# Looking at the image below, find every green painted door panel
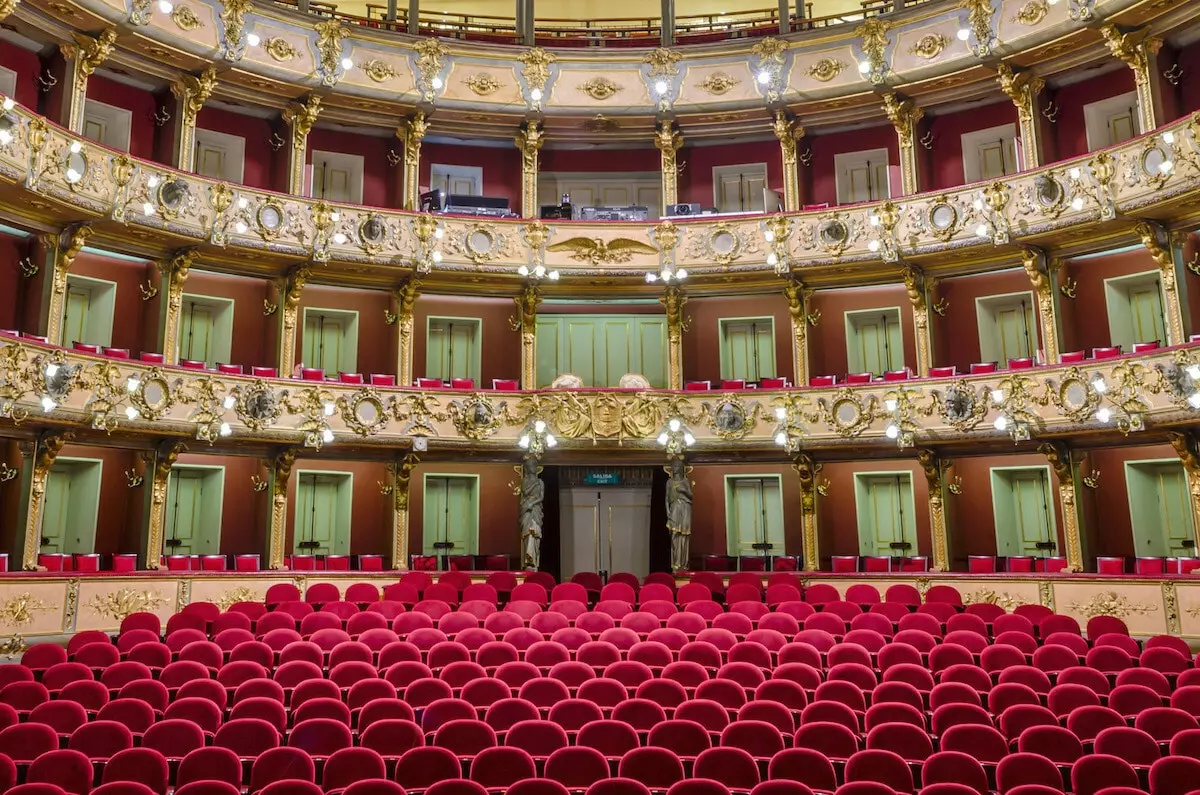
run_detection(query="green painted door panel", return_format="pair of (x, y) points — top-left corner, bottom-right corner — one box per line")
(427, 319), (480, 382)
(41, 470), (70, 553)
(423, 476), (478, 555)
(726, 478), (785, 556)
(296, 474), (345, 555)
(181, 302), (215, 365)
(857, 475), (915, 556)
(165, 470), (203, 554)
(536, 314), (669, 388)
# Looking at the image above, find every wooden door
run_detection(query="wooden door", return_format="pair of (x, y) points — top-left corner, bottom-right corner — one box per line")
(194, 142), (227, 180)
(63, 284), (90, 345)
(562, 487), (652, 580)
(303, 314), (346, 374)
(295, 473), (343, 555)
(180, 300), (215, 365)
(1129, 462), (1195, 557)
(722, 320), (775, 381)
(995, 469), (1054, 556)
(728, 478), (785, 557)
(1129, 284), (1166, 345)
(995, 304), (1033, 361)
(857, 474), (914, 556)
(313, 159), (353, 203)
(426, 320), (478, 381)
(423, 476), (477, 556)
(165, 469), (205, 554)
(852, 315), (902, 374)
(41, 469), (71, 553)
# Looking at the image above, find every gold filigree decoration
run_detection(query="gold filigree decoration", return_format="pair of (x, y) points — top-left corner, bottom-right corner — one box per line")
(448, 394), (505, 440)
(85, 588), (168, 621)
(1068, 591), (1158, 620)
(909, 34), (949, 59)
(264, 37), (299, 62)
(518, 47), (555, 92)
(213, 586), (263, 611)
(697, 72), (739, 95)
(170, 4), (202, 30)
(644, 47), (681, 77)
(466, 72), (502, 96)
(0, 593), (55, 628)
(578, 76), (622, 100)
(807, 58), (846, 82)
(582, 115), (619, 133)
(1015, 0), (1049, 25)
(363, 59), (397, 83)
(546, 236), (657, 264)
(962, 588), (1028, 610)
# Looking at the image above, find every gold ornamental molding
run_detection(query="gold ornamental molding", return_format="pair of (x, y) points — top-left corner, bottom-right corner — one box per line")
(578, 76), (622, 101)
(1014, 0), (1050, 25)
(644, 48), (682, 77)
(264, 37), (298, 62)
(170, 4), (202, 30)
(1067, 590), (1159, 620)
(84, 588), (169, 621)
(909, 34), (950, 59)
(466, 73), (503, 95)
(363, 59), (397, 83)
(807, 58), (847, 82)
(961, 588), (1030, 610)
(546, 237), (658, 264)
(697, 72), (739, 95)
(0, 593), (56, 629)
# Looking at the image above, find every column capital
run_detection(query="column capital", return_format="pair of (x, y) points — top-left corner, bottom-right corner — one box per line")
(996, 63), (1044, 119)
(1101, 24), (1163, 79)
(654, 119), (684, 153)
(64, 28), (118, 90)
(882, 92), (922, 147)
(283, 94), (322, 138)
(171, 67), (218, 126)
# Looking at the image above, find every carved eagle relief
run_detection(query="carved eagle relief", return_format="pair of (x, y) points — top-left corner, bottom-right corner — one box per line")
(546, 237), (659, 265)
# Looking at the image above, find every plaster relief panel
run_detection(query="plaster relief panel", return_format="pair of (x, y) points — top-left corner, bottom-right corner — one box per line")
(891, 21), (970, 73)
(548, 69), (651, 108)
(341, 48), (418, 95)
(1052, 581), (1168, 637)
(997, 0), (1072, 44)
(243, 26), (315, 76)
(678, 64), (758, 105)
(147, 1), (219, 50)
(442, 63), (522, 104)
(786, 47), (863, 94)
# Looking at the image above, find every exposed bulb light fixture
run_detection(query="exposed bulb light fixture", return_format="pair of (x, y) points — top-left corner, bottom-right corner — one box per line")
(340, 57), (354, 70)
(157, 0), (173, 12)
(147, 176), (160, 188)
(45, 363), (59, 378)
(219, 422), (232, 436)
(69, 141), (81, 154)
(223, 395), (236, 410)
(2, 97), (14, 111)
(654, 80), (669, 95)
(322, 428), (334, 444)
(247, 33), (261, 46)
(858, 61), (871, 73)
(1097, 407), (1112, 423)
(332, 232), (347, 244)
(990, 389), (1005, 404)
(237, 197), (248, 209)
(993, 415), (1008, 431)
(956, 27), (970, 40)
(143, 203), (155, 216)
(41, 396), (56, 412)
(1091, 376), (1107, 393)
(432, 76), (444, 89)
(530, 88), (543, 101)
(1071, 197), (1084, 210)
(126, 377), (140, 393)
(65, 168), (81, 183)
(125, 406), (139, 420)
(756, 70), (771, 85)
(235, 221), (248, 234)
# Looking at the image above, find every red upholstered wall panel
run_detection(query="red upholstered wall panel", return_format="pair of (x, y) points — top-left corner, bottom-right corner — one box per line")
(195, 106), (276, 191)
(421, 142), (522, 208)
(806, 124), (898, 207)
(1051, 66), (1136, 161)
(923, 101), (1017, 190)
(805, 285), (918, 380)
(84, 75), (159, 161)
(681, 139), (784, 209)
(934, 268), (1041, 371)
(0, 41), (42, 109)
(1060, 247), (1159, 354)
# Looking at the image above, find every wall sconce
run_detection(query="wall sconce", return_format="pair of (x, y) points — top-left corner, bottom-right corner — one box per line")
(1060, 277), (1078, 299)
(412, 214), (445, 274)
(1091, 372), (1148, 434)
(518, 418), (558, 456)
(1164, 63), (1184, 86)
(386, 149), (402, 167)
(0, 462), (17, 482)
(798, 148), (813, 167)
(919, 130), (935, 150)
(125, 468), (144, 488)
(139, 280), (158, 300)
(263, 299), (278, 316)
(656, 417), (695, 457)
(384, 310), (397, 325)
(251, 474), (268, 492)
(948, 476), (963, 495)
(1041, 101), (1060, 124)
(1083, 469), (1101, 489)
(152, 106), (172, 127)
(268, 132), (286, 151)
(378, 481), (394, 495)
(18, 257), (37, 278)
(990, 386), (1032, 443)
(772, 402), (808, 453)
(933, 297), (950, 316)
(806, 308), (822, 327)
(816, 477), (830, 497)
(882, 389), (918, 449)
(37, 71), (58, 92)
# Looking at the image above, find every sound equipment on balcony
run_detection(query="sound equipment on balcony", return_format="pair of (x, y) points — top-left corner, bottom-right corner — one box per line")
(419, 188), (446, 212)
(666, 202), (703, 217)
(579, 205), (650, 221)
(444, 194), (516, 217)
(540, 204), (571, 220)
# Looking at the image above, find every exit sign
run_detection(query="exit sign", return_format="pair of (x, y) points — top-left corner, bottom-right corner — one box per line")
(584, 472), (621, 486)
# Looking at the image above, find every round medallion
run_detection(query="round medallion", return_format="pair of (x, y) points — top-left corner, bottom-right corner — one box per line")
(360, 215), (386, 245)
(1035, 175), (1063, 207)
(819, 220), (849, 246)
(158, 178), (189, 210)
(134, 375), (172, 419)
(711, 230), (737, 255)
(1141, 145), (1169, 179)
(468, 228), (495, 257)
(258, 203), (284, 232)
(64, 150), (88, 183)
(929, 202), (957, 230)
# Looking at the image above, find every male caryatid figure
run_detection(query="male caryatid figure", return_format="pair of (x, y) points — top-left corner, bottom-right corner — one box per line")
(666, 458), (693, 571)
(518, 457), (544, 570)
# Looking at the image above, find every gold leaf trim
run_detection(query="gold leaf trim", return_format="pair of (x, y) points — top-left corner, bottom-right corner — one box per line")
(1068, 590), (1158, 620)
(1015, 0), (1049, 25)
(546, 236), (657, 264)
(807, 58), (847, 82)
(582, 114), (619, 132)
(169, 4), (202, 30)
(0, 593), (56, 629)
(961, 588), (1028, 610)
(466, 72), (503, 96)
(909, 33), (950, 59)
(85, 588), (168, 622)
(578, 76), (622, 100)
(697, 72), (739, 95)
(213, 586), (264, 611)
(264, 37), (299, 62)
(363, 59), (397, 83)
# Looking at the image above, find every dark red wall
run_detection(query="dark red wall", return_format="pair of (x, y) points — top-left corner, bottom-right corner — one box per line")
(689, 463), (802, 560)
(540, 147), (661, 173)
(421, 142), (522, 208)
(55, 443), (142, 554)
(1060, 247), (1157, 354)
(408, 462), (519, 561)
(806, 285), (918, 380)
(284, 459), (391, 557)
(683, 293), (795, 384)
(293, 285), (396, 377)
(84, 75), (159, 161)
(923, 101), (1016, 190)
(0, 41), (42, 110)
(183, 270), (275, 369)
(70, 251), (156, 353)
(411, 295), (522, 387)
(807, 125), (898, 206)
(814, 460), (931, 569)
(1179, 40), (1200, 118)
(1052, 68), (1136, 161)
(195, 106), (277, 191)
(935, 268), (1039, 372)
(306, 129), (397, 209)
(680, 140), (784, 209)
(0, 232), (35, 333)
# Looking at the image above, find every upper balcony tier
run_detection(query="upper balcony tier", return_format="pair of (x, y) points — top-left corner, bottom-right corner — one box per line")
(7, 0), (1199, 141)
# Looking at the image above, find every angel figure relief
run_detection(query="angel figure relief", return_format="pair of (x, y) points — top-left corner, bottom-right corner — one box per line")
(546, 237), (659, 266)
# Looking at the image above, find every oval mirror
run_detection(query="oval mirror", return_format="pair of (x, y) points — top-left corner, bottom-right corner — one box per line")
(930, 203), (956, 230)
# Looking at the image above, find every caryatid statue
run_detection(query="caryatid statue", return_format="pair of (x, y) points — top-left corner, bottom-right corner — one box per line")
(518, 457), (545, 570)
(666, 457), (693, 571)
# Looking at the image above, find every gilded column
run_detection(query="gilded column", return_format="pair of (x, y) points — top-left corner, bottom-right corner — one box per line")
(170, 68), (218, 172)
(267, 448), (300, 570)
(0, 0), (19, 20)
(1135, 221), (1185, 346)
(45, 224), (93, 347)
(282, 95), (321, 196)
(917, 449), (950, 572)
(1021, 248), (1062, 364)
(782, 279), (809, 386)
(159, 248), (197, 365)
(515, 121), (544, 219)
(1168, 432), (1200, 544)
(655, 120), (684, 213)
(514, 285), (541, 389)
(57, 29), (117, 133)
(996, 63), (1045, 169)
(396, 277), (420, 386)
(773, 110), (803, 213)
(660, 285), (687, 390)
(21, 433), (72, 570)
(882, 92), (922, 196)
(901, 264), (933, 376)
(390, 453), (419, 570)
(400, 111), (428, 210)
(278, 265), (311, 375)
(793, 453), (819, 571)
(144, 442), (186, 569)
(1038, 440), (1085, 573)
(1101, 25), (1164, 133)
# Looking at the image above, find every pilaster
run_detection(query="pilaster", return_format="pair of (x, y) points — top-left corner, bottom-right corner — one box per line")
(400, 111), (427, 210)
(143, 441), (186, 569)
(782, 279), (809, 386)
(21, 433), (73, 570)
(278, 264), (312, 375)
(282, 94), (321, 196)
(515, 121), (543, 219)
(655, 120), (684, 213)
(1038, 440), (1085, 572)
(1135, 221), (1185, 346)
(170, 68), (218, 172)
(389, 453), (419, 570)
(45, 224), (93, 347)
(882, 92), (922, 196)
(514, 285), (541, 389)
(1020, 248), (1062, 364)
(996, 63), (1045, 168)
(1102, 25), (1164, 133)
(396, 278), (420, 386)
(158, 248), (197, 365)
(1168, 432), (1200, 547)
(773, 110), (803, 212)
(660, 285), (687, 390)
(917, 449), (950, 571)
(793, 452), (819, 571)
(901, 264), (933, 376)
(267, 448), (300, 570)
(57, 29), (117, 133)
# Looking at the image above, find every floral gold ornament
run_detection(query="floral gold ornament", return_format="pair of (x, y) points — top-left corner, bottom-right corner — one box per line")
(582, 115), (619, 133)
(170, 4), (202, 29)
(644, 48), (681, 77)
(518, 47), (555, 95)
(962, 589), (1028, 610)
(578, 76), (622, 100)
(465, 73), (503, 95)
(807, 58), (847, 82)
(413, 37), (449, 102)
(362, 59), (397, 83)
(313, 19), (346, 85)
(855, 18), (891, 84)
(909, 34), (949, 59)
(264, 37), (299, 62)
(0, 593), (55, 629)
(213, 586), (262, 611)
(1014, 0), (1049, 25)
(546, 236), (657, 265)
(85, 588), (168, 621)
(1068, 591), (1158, 620)
(697, 72), (739, 95)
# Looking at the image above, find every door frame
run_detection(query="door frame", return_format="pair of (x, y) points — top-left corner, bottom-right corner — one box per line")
(421, 473), (480, 556)
(430, 164), (484, 196)
(723, 474), (786, 557)
(989, 464), (1056, 556)
(718, 316), (777, 382)
(62, 274), (118, 348)
(293, 469), (354, 555)
(852, 470), (918, 556)
(1103, 270), (1166, 349)
(711, 162), (769, 213)
(165, 464), (226, 554)
(300, 307), (360, 375)
(844, 306), (905, 374)
(43, 456), (104, 554)
(974, 290), (1037, 365)
(178, 293), (235, 366)
(425, 316), (483, 383)
(1124, 458), (1195, 556)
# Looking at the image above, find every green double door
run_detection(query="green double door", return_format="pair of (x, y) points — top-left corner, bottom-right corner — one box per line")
(536, 314), (668, 388)
(992, 468), (1056, 557)
(856, 473), (917, 556)
(423, 476), (478, 557)
(726, 477), (786, 557)
(1128, 462), (1195, 557)
(295, 473), (351, 555)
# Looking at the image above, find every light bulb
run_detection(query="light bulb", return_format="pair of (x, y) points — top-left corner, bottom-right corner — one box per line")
(1189, 392), (1200, 410)
(158, 0), (173, 11)
(774, 432), (788, 446)
(548, 271), (560, 281)
(885, 423), (899, 439)
(868, 240), (881, 252)
(654, 80), (669, 96)
(45, 363), (59, 377)
(324, 402), (336, 416)
(219, 422), (232, 436)
(531, 88), (543, 101)
(764, 229), (775, 242)
(885, 398), (898, 412)
(669, 418), (681, 432)
(247, 33), (261, 46)
(518, 265), (530, 276)
(432, 76), (444, 89)
(534, 265), (545, 277)
(657, 432), (669, 445)
(41, 396), (56, 412)
(237, 197), (248, 209)
(69, 141), (81, 153)
(223, 395), (236, 410)
(1091, 377), (1107, 393)
(775, 407), (787, 420)
(431, 251), (442, 263)
(332, 233), (346, 244)
(858, 60), (871, 74)
(1071, 196), (1084, 211)
(330, 211), (340, 222)
(869, 214), (880, 227)
(519, 435), (531, 448)
(546, 434), (557, 447)
(991, 389), (1005, 404)
(434, 226), (445, 239)
(661, 269), (671, 281)
(148, 176), (160, 188)
(1096, 407), (1112, 423)
(675, 269), (687, 280)
(1161, 160), (1174, 174)
(322, 428), (334, 444)
(767, 252), (779, 265)
(65, 168), (81, 183)
(0, 130), (11, 145)
(756, 70), (771, 85)
(125, 406), (139, 420)
(973, 198), (984, 211)
(340, 57), (354, 70)
(534, 420), (546, 433)
(126, 377), (140, 393)
(645, 273), (658, 283)
(1069, 167), (1081, 180)
(976, 224), (989, 238)
(143, 203), (156, 216)
(235, 221), (248, 234)
(1163, 131), (1176, 144)
(1187, 364), (1200, 380)
(993, 415), (1009, 431)
(683, 432), (696, 446)
(1, 97), (13, 111)
(956, 27), (970, 40)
